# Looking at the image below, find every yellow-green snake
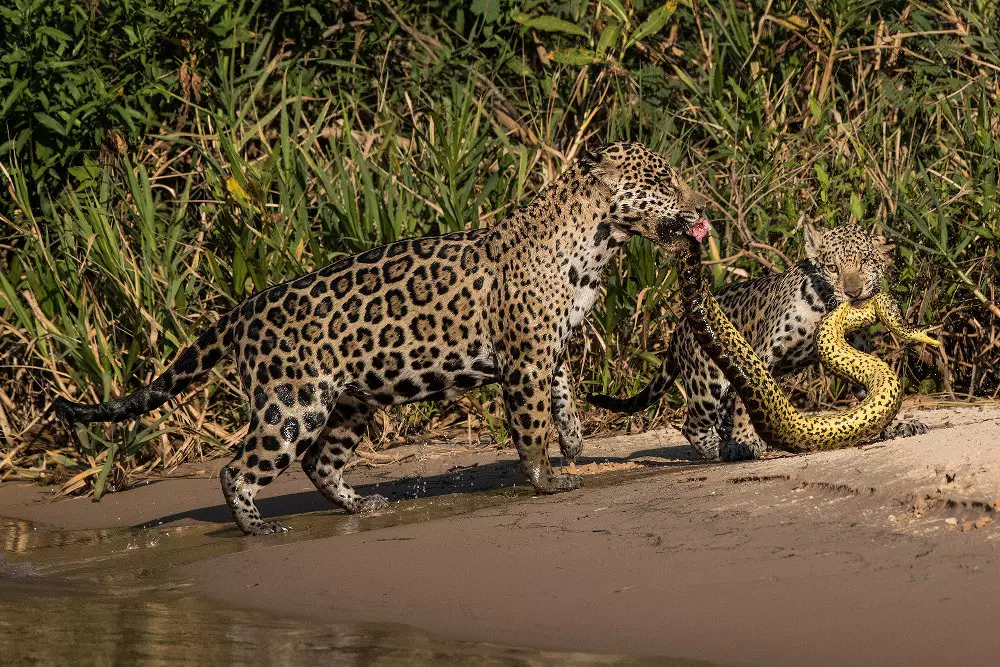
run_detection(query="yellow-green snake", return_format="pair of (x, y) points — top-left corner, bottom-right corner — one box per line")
(677, 236), (940, 452)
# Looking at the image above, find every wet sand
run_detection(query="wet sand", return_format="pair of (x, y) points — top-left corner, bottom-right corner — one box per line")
(3, 402), (1000, 665)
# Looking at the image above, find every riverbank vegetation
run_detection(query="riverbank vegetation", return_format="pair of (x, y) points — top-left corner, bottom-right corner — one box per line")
(1, 0), (997, 493)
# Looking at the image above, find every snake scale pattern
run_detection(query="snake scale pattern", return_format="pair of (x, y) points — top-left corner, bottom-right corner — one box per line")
(677, 235), (939, 452)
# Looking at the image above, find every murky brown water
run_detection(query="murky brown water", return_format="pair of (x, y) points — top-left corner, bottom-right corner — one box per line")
(0, 473), (712, 665)
(2, 577), (682, 665)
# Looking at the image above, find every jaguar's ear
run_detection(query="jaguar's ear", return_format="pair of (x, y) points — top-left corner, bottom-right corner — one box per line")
(876, 235), (895, 264)
(578, 145), (621, 189)
(803, 223), (824, 259)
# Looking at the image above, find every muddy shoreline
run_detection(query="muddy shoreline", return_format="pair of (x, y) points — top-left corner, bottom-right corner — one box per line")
(3, 403), (1000, 665)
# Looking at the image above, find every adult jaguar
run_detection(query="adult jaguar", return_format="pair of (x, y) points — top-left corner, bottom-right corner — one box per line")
(588, 223), (926, 460)
(54, 141), (710, 535)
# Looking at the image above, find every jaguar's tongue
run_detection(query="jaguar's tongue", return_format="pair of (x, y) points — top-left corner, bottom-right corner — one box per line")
(686, 217), (711, 243)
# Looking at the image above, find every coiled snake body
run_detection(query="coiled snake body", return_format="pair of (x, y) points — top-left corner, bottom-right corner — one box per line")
(677, 236), (939, 452)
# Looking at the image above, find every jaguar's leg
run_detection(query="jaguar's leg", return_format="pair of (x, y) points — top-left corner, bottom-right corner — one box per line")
(681, 395), (723, 461)
(551, 358), (583, 463)
(502, 354), (582, 494)
(720, 392), (767, 461)
(301, 396), (388, 514)
(221, 383), (332, 536)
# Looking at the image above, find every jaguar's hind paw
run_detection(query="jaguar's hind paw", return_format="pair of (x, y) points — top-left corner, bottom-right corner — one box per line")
(359, 494), (390, 514)
(879, 419), (929, 441)
(243, 520), (292, 536)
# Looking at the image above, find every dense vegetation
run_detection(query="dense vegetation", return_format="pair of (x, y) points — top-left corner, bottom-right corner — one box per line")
(1, 0), (997, 493)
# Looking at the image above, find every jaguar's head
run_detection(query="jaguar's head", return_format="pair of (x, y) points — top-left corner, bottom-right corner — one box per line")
(579, 141), (711, 247)
(804, 222), (894, 307)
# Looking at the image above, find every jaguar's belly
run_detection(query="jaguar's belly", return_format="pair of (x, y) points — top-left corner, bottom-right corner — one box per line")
(355, 346), (498, 406)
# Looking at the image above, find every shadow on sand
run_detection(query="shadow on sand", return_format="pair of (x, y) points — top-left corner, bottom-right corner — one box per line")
(136, 441), (700, 529)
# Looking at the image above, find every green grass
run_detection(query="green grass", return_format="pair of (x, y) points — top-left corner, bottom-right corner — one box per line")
(1, 0), (998, 493)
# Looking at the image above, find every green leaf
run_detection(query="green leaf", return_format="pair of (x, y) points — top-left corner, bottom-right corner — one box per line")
(671, 64), (697, 90)
(471, 0), (502, 24)
(0, 79), (28, 117)
(92, 439), (117, 501)
(306, 6), (324, 26)
(814, 162), (829, 187)
(627, 2), (677, 49)
(38, 26), (72, 43)
(33, 112), (65, 135)
(549, 48), (598, 66)
(808, 96), (822, 121)
(597, 22), (621, 58)
(849, 193), (863, 220)
(514, 13), (588, 37)
(505, 56), (534, 77)
(0, 273), (35, 336)
(599, 0), (629, 25)
(232, 244), (248, 295)
(69, 164), (102, 185)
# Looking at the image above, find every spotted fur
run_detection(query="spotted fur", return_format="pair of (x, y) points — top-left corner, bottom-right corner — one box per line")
(589, 222), (925, 461)
(672, 234), (938, 454)
(53, 141), (708, 535)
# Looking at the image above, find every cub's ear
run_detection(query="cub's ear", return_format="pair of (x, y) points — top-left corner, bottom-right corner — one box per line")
(803, 223), (824, 259)
(875, 235), (895, 264)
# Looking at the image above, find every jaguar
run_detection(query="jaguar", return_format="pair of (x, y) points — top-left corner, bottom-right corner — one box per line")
(54, 141), (710, 535)
(588, 223), (926, 460)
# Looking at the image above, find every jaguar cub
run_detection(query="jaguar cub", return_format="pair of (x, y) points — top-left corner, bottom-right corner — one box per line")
(54, 141), (710, 535)
(588, 222), (925, 461)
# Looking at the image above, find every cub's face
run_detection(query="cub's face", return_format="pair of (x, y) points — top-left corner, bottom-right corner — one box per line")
(582, 142), (710, 247)
(804, 223), (893, 306)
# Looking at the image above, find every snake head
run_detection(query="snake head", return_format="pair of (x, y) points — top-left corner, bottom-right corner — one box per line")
(909, 324), (942, 347)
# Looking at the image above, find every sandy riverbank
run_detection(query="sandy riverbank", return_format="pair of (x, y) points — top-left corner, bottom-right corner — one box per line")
(3, 402), (999, 665)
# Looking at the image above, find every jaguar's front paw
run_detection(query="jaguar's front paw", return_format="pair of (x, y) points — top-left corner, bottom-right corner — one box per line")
(525, 465), (583, 493)
(533, 471), (583, 494)
(242, 519), (292, 536)
(720, 438), (766, 461)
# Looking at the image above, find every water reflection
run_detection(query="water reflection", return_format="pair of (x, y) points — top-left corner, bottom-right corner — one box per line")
(2, 579), (680, 665)
(0, 486), (535, 582)
(0, 474), (710, 666)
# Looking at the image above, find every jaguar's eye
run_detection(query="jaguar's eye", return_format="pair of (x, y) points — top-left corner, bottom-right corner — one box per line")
(826, 264), (839, 274)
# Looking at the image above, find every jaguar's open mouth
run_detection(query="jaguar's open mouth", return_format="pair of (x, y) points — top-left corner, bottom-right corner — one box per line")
(685, 216), (711, 243)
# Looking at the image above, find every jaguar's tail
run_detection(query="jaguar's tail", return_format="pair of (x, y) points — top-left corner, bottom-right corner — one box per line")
(53, 315), (233, 425)
(586, 359), (678, 414)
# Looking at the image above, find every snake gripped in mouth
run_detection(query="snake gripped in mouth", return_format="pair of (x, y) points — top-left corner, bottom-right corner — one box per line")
(676, 235), (939, 452)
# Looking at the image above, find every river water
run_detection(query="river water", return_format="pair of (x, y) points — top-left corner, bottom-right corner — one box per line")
(0, 483), (704, 666)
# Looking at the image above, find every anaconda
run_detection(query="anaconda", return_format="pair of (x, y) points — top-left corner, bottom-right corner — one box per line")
(676, 235), (939, 452)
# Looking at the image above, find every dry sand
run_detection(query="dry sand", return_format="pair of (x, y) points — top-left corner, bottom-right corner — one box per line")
(3, 402), (1000, 665)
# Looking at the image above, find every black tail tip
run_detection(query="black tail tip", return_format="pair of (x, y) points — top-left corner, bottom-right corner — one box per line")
(585, 392), (640, 414)
(586, 392), (615, 409)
